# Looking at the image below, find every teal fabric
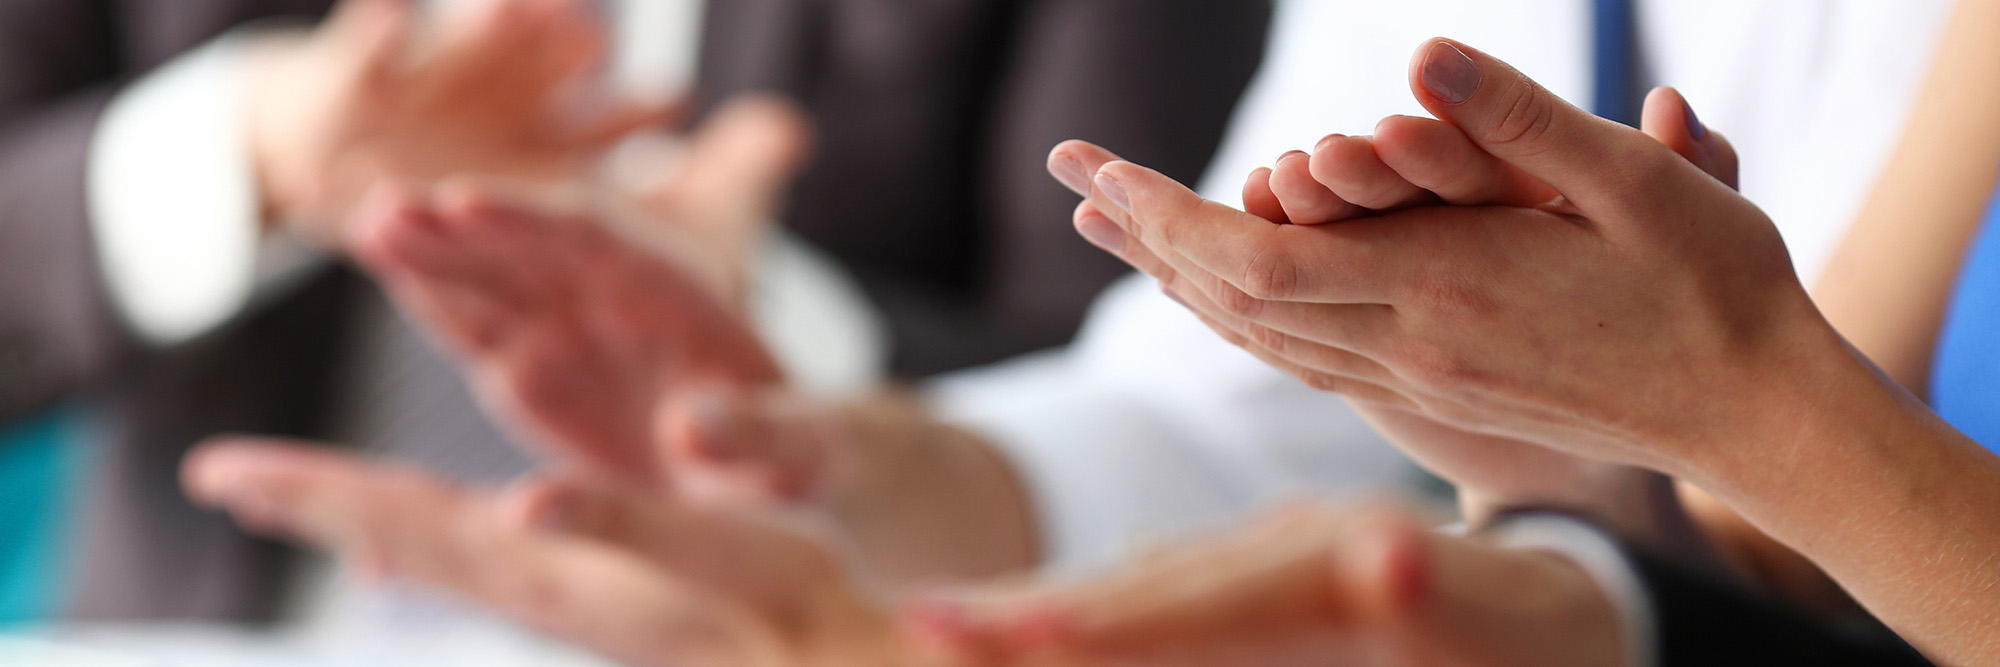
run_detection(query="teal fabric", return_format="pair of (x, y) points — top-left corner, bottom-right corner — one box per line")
(0, 409), (90, 626)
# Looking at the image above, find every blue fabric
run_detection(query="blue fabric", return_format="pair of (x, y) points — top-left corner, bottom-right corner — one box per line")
(1592, 0), (1640, 126)
(1932, 190), (2000, 453)
(0, 409), (88, 626)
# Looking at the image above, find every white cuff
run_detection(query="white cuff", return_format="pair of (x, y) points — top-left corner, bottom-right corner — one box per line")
(87, 32), (271, 346)
(746, 230), (890, 397)
(925, 355), (1262, 578)
(1488, 514), (1660, 667)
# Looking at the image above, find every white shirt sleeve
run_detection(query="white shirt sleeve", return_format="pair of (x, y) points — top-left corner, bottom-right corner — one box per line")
(927, 274), (1415, 576)
(1486, 513), (1659, 667)
(746, 230), (891, 396)
(87, 31), (325, 347)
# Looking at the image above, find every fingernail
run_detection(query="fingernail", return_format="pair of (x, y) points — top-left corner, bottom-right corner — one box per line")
(1076, 214), (1126, 254)
(527, 489), (574, 533)
(1421, 41), (1480, 104)
(688, 392), (735, 458)
(1315, 134), (1346, 154)
(1162, 285), (1191, 310)
(903, 599), (972, 642)
(1049, 154), (1091, 197)
(1683, 99), (1708, 140)
(1094, 173), (1131, 213)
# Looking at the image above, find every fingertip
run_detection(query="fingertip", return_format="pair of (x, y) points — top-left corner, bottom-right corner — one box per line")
(1049, 151), (1091, 198)
(1338, 507), (1433, 618)
(1075, 205), (1128, 254)
(1242, 167), (1292, 224)
(496, 475), (577, 534)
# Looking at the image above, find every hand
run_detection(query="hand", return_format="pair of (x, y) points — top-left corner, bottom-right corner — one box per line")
(1057, 37), (1833, 486)
(345, 92), (810, 480)
(248, 0), (668, 240)
(181, 439), (902, 667)
(349, 182), (783, 479)
(656, 389), (1040, 583)
(906, 503), (1624, 667)
(1061, 93), (1734, 551)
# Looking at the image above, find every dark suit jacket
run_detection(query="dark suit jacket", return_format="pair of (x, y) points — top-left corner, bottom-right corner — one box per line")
(1631, 548), (1935, 667)
(0, 0), (1271, 621)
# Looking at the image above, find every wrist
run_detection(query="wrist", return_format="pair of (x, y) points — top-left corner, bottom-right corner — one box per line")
(821, 396), (1040, 582)
(1462, 467), (1716, 565)
(241, 34), (317, 231)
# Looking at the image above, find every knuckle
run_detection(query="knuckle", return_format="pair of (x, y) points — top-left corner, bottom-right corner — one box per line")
(1300, 370), (1351, 394)
(1240, 241), (1300, 300)
(1246, 323), (1290, 354)
(1401, 344), (1485, 392)
(1213, 282), (1266, 319)
(1488, 75), (1559, 153)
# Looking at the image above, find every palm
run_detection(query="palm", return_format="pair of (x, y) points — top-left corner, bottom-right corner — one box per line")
(353, 190), (783, 479)
(260, 0), (660, 235)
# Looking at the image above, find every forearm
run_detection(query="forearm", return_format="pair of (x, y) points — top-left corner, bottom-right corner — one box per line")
(821, 394), (1041, 584)
(1690, 331), (2000, 664)
(1812, 0), (2000, 396)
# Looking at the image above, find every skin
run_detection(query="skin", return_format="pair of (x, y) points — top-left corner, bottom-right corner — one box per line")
(180, 439), (899, 667)
(1056, 89), (1733, 556)
(1064, 37), (2000, 664)
(245, 0), (670, 241)
(1815, 0), (2000, 397)
(1677, 0), (2000, 618)
(901, 504), (1621, 667)
(181, 439), (1626, 667)
(347, 176), (1040, 582)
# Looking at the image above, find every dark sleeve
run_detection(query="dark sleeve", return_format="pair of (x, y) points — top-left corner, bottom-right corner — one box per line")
(882, 0), (1275, 375)
(696, 0), (1273, 377)
(0, 0), (129, 422)
(1629, 548), (1935, 667)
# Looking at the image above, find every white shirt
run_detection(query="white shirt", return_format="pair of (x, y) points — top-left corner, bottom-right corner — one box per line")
(85, 0), (887, 397)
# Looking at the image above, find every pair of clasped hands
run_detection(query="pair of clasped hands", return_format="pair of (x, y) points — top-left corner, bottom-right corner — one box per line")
(182, 20), (1888, 666)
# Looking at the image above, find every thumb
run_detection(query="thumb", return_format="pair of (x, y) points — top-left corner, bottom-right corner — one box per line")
(1639, 87), (1741, 191)
(656, 388), (834, 501)
(657, 95), (815, 240)
(1409, 38), (1693, 214)
(325, 0), (416, 81)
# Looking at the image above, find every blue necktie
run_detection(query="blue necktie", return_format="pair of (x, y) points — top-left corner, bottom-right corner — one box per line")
(1592, 0), (1640, 126)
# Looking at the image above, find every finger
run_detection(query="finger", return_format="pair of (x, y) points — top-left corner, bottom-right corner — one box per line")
(1269, 150), (1364, 225)
(915, 505), (1424, 657)
(563, 100), (677, 150)
(1224, 326), (1418, 409)
(501, 474), (843, 607)
(349, 188), (546, 353)
(181, 438), (481, 570)
(1370, 115), (1558, 207)
(1241, 168), (1293, 224)
(656, 388), (832, 501)
(181, 440), (734, 664)
(1306, 134), (1435, 212)
(1094, 159), (1416, 304)
(1408, 38), (1696, 214)
(657, 95), (815, 243)
(1639, 87), (1740, 190)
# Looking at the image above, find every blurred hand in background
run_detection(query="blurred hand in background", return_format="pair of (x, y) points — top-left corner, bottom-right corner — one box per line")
(246, 0), (671, 243)
(342, 94), (813, 482)
(179, 439), (902, 667)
